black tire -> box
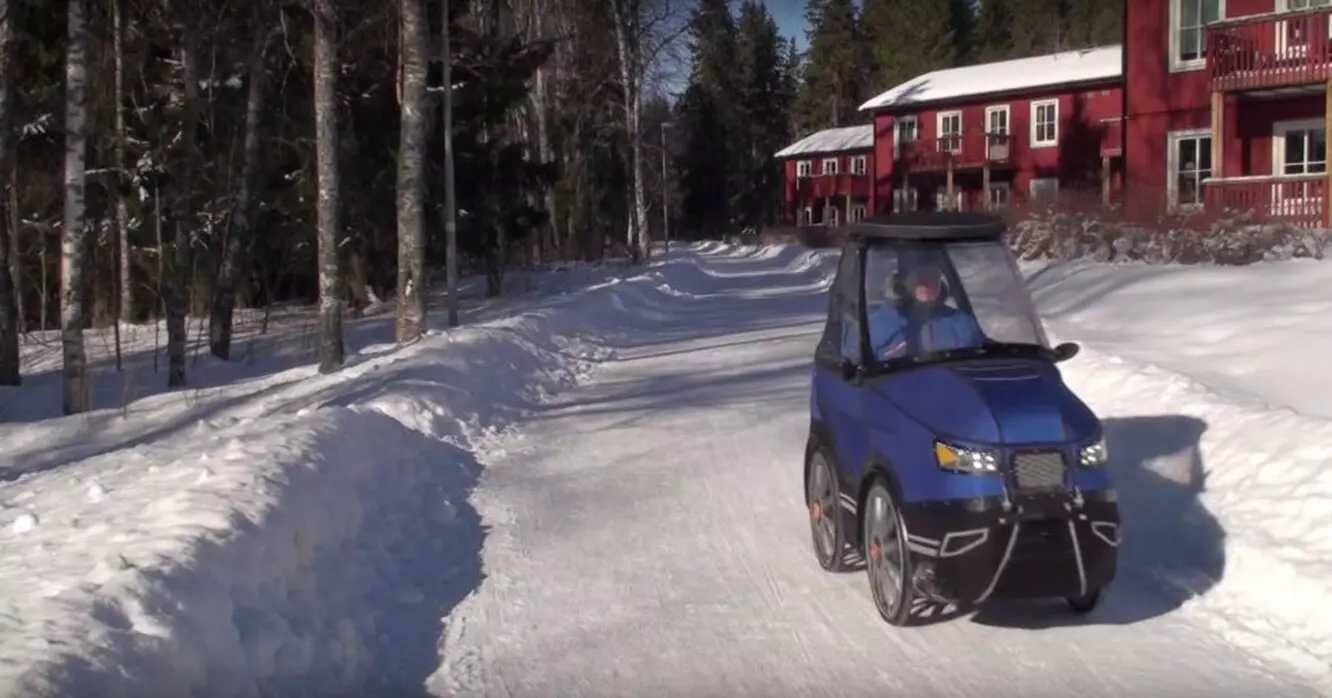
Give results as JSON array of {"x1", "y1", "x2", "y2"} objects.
[
  {"x1": 1066, "y1": 589, "x2": 1101, "y2": 614},
  {"x1": 864, "y1": 480, "x2": 915, "y2": 626},
  {"x1": 806, "y1": 448, "x2": 849, "y2": 572}
]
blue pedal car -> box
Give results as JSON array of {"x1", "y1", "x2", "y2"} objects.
[{"x1": 804, "y1": 212, "x2": 1120, "y2": 626}]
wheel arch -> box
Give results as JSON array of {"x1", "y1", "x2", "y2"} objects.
[{"x1": 854, "y1": 454, "x2": 904, "y2": 548}]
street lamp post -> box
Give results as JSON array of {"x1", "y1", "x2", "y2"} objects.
[{"x1": 661, "y1": 120, "x2": 674, "y2": 262}]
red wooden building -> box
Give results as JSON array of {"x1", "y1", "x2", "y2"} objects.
[
  {"x1": 1126, "y1": 0, "x2": 1332, "y2": 226},
  {"x1": 856, "y1": 46, "x2": 1125, "y2": 214},
  {"x1": 776, "y1": 125, "x2": 875, "y2": 226}
]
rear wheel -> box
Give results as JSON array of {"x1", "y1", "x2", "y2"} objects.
[
  {"x1": 865, "y1": 480, "x2": 915, "y2": 626},
  {"x1": 806, "y1": 449, "x2": 848, "y2": 572},
  {"x1": 1066, "y1": 590, "x2": 1101, "y2": 614}
]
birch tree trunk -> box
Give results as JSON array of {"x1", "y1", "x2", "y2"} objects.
[
  {"x1": 443, "y1": 0, "x2": 459, "y2": 327},
  {"x1": 610, "y1": 0, "x2": 649, "y2": 264},
  {"x1": 113, "y1": 0, "x2": 131, "y2": 324},
  {"x1": 61, "y1": 0, "x2": 90, "y2": 413},
  {"x1": 165, "y1": 18, "x2": 200, "y2": 387},
  {"x1": 395, "y1": 0, "x2": 427, "y2": 342},
  {"x1": 210, "y1": 24, "x2": 268, "y2": 359},
  {"x1": 0, "y1": 0, "x2": 19, "y2": 385},
  {"x1": 313, "y1": 0, "x2": 345, "y2": 372}
]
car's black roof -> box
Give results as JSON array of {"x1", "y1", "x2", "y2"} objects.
[{"x1": 845, "y1": 211, "x2": 1007, "y2": 241}]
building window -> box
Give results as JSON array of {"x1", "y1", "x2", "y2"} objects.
[
  {"x1": 822, "y1": 158, "x2": 839, "y2": 176},
  {"x1": 894, "y1": 116, "x2": 918, "y2": 161},
  {"x1": 851, "y1": 155, "x2": 868, "y2": 175},
  {"x1": 1172, "y1": 0, "x2": 1223, "y2": 71},
  {"x1": 1167, "y1": 129, "x2": 1212, "y2": 209},
  {"x1": 1029, "y1": 178, "x2": 1059, "y2": 202},
  {"x1": 1031, "y1": 100, "x2": 1058, "y2": 147},
  {"x1": 985, "y1": 105, "x2": 1010, "y2": 137},
  {"x1": 1274, "y1": 119, "x2": 1327, "y2": 174},
  {"x1": 796, "y1": 160, "x2": 812, "y2": 178},
  {"x1": 988, "y1": 182, "x2": 1011, "y2": 209},
  {"x1": 827, "y1": 205, "x2": 840, "y2": 227},
  {"x1": 800, "y1": 207, "x2": 813, "y2": 226},
  {"x1": 937, "y1": 111, "x2": 962, "y2": 153},
  {"x1": 935, "y1": 188, "x2": 963, "y2": 211},
  {"x1": 850, "y1": 204, "x2": 867, "y2": 222},
  {"x1": 893, "y1": 187, "x2": 918, "y2": 212}
]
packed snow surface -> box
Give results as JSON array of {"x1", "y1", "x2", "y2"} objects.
[
  {"x1": 859, "y1": 44, "x2": 1122, "y2": 111},
  {"x1": 774, "y1": 124, "x2": 874, "y2": 158},
  {"x1": 4, "y1": 243, "x2": 1332, "y2": 696}
]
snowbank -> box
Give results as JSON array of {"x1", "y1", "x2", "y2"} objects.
[{"x1": 0, "y1": 242, "x2": 835, "y2": 697}]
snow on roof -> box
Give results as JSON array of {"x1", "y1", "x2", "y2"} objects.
[
  {"x1": 858, "y1": 44, "x2": 1122, "y2": 112},
  {"x1": 774, "y1": 124, "x2": 874, "y2": 158}
]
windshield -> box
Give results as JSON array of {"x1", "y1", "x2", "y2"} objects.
[{"x1": 862, "y1": 238, "x2": 1048, "y2": 364}]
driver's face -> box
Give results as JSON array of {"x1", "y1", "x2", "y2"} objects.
[{"x1": 908, "y1": 266, "x2": 942, "y2": 303}]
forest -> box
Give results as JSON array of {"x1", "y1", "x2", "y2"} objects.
[{"x1": 0, "y1": 0, "x2": 1121, "y2": 412}]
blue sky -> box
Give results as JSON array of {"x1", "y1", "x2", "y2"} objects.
[{"x1": 762, "y1": 0, "x2": 810, "y2": 49}]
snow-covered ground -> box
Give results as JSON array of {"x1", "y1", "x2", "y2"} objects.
[{"x1": 3, "y1": 242, "x2": 1332, "y2": 696}]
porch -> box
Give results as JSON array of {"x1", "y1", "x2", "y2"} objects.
[
  {"x1": 787, "y1": 193, "x2": 870, "y2": 227},
  {"x1": 1208, "y1": 7, "x2": 1332, "y2": 93}
]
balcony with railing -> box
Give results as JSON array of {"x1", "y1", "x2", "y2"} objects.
[
  {"x1": 1208, "y1": 9, "x2": 1332, "y2": 91},
  {"x1": 895, "y1": 131, "x2": 1015, "y2": 172},
  {"x1": 1203, "y1": 173, "x2": 1327, "y2": 226},
  {"x1": 795, "y1": 172, "x2": 871, "y2": 200}
]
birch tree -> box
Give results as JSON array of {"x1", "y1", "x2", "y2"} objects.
[
  {"x1": 164, "y1": 8, "x2": 201, "y2": 387},
  {"x1": 62, "y1": 0, "x2": 91, "y2": 413},
  {"x1": 313, "y1": 0, "x2": 344, "y2": 372},
  {"x1": 0, "y1": 0, "x2": 19, "y2": 386},
  {"x1": 112, "y1": 0, "x2": 131, "y2": 325},
  {"x1": 395, "y1": 0, "x2": 427, "y2": 342},
  {"x1": 210, "y1": 21, "x2": 269, "y2": 359}
]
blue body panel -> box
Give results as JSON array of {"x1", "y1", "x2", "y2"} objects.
[{"x1": 811, "y1": 358, "x2": 1112, "y2": 505}]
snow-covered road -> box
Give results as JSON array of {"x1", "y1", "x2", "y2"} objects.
[{"x1": 428, "y1": 250, "x2": 1318, "y2": 697}]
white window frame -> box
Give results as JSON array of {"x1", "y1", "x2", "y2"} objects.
[
  {"x1": 984, "y1": 104, "x2": 1010, "y2": 136},
  {"x1": 796, "y1": 160, "x2": 812, "y2": 178},
  {"x1": 1029, "y1": 178, "x2": 1059, "y2": 202},
  {"x1": 1030, "y1": 99, "x2": 1059, "y2": 148},
  {"x1": 821, "y1": 157, "x2": 839, "y2": 176},
  {"x1": 893, "y1": 187, "x2": 918, "y2": 212},
  {"x1": 826, "y1": 204, "x2": 840, "y2": 227},
  {"x1": 893, "y1": 115, "x2": 918, "y2": 161},
  {"x1": 935, "y1": 187, "x2": 963, "y2": 211},
  {"x1": 850, "y1": 203, "x2": 867, "y2": 222},
  {"x1": 1272, "y1": 118, "x2": 1327, "y2": 174},
  {"x1": 800, "y1": 207, "x2": 813, "y2": 226},
  {"x1": 936, "y1": 110, "x2": 962, "y2": 154},
  {"x1": 1170, "y1": 0, "x2": 1225, "y2": 73},
  {"x1": 987, "y1": 181, "x2": 1011, "y2": 209},
  {"x1": 851, "y1": 154, "x2": 868, "y2": 175},
  {"x1": 1166, "y1": 128, "x2": 1212, "y2": 210}
]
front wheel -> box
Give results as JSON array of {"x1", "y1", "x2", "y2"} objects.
[
  {"x1": 864, "y1": 480, "x2": 915, "y2": 626},
  {"x1": 806, "y1": 448, "x2": 848, "y2": 572}
]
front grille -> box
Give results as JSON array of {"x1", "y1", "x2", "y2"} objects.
[{"x1": 1012, "y1": 450, "x2": 1066, "y2": 492}]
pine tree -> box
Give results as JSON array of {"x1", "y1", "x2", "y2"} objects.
[
  {"x1": 733, "y1": 0, "x2": 789, "y2": 228},
  {"x1": 1067, "y1": 0, "x2": 1122, "y2": 48},
  {"x1": 861, "y1": 0, "x2": 956, "y2": 93},
  {"x1": 795, "y1": 0, "x2": 863, "y2": 134},
  {"x1": 951, "y1": 0, "x2": 978, "y2": 64},
  {"x1": 1007, "y1": 0, "x2": 1068, "y2": 57},
  {"x1": 676, "y1": 0, "x2": 740, "y2": 237},
  {"x1": 975, "y1": 0, "x2": 1014, "y2": 61}
]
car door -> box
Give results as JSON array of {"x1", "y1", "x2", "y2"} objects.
[{"x1": 812, "y1": 246, "x2": 871, "y2": 492}]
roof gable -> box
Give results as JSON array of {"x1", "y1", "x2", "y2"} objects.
[{"x1": 858, "y1": 45, "x2": 1122, "y2": 112}]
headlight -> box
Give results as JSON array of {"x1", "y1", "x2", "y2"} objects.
[
  {"x1": 1078, "y1": 437, "x2": 1108, "y2": 468},
  {"x1": 934, "y1": 441, "x2": 998, "y2": 473}
]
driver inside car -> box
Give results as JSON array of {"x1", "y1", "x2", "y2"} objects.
[{"x1": 867, "y1": 252, "x2": 984, "y2": 360}]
